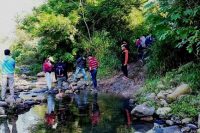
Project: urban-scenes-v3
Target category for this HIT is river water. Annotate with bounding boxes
[0,93,155,133]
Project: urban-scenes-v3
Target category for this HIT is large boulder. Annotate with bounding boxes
[131,104,155,117]
[37,72,45,77]
[167,84,191,101]
[156,107,171,118]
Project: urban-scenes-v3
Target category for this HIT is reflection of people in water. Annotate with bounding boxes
[45,94,57,128]
[56,97,74,125]
[0,115,18,133]
[123,99,134,127]
[0,120,10,133]
[90,93,100,126]
[74,86,88,108]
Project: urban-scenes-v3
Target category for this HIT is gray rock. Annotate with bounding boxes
[181,127,190,132]
[166,120,174,126]
[186,124,198,130]
[154,126,181,133]
[156,107,171,118]
[131,104,155,117]
[0,101,8,107]
[171,116,182,124]
[182,118,192,124]
[0,107,5,115]
[159,99,168,107]
[5,96,15,106]
[157,91,166,99]
[146,93,156,100]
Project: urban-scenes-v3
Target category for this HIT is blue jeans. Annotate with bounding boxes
[73,67,88,81]
[90,69,97,89]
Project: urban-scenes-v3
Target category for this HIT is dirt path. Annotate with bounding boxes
[99,62,146,98]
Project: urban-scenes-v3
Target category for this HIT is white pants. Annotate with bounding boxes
[45,72,52,90]
[1,74,14,100]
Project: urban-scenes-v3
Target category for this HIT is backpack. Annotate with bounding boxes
[55,64,65,77]
[145,35,153,47]
[136,39,141,48]
[43,62,53,72]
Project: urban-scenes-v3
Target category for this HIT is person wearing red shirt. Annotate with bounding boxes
[88,54,99,89]
[121,44,129,79]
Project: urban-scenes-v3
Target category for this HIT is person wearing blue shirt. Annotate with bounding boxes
[0,49,15,101]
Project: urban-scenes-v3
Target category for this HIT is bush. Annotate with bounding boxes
[81,31,120,78]
[170,95,200,118]
[29,64,42,75]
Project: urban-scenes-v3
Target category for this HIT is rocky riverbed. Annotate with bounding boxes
[0,63,199,133]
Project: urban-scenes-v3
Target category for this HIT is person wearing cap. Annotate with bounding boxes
[0,49,16,101]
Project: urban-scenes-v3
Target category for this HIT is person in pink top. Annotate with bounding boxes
[43,58,54,90]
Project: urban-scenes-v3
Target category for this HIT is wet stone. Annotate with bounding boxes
[0,107,5,115]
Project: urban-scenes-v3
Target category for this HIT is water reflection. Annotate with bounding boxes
[45,94,57,128]
[0,115,19,133]
[74,88,88,108]
[90,94,100,126]
[0,92,135,133]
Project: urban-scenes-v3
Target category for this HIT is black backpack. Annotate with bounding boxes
[55,65,65,77]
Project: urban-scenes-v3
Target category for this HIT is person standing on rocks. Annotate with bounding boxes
[73,55,88,81]
[88,54,99,90]
[43,58,54,90]
[0,49,16,101]
[121,44,129,79]
[55,59,67,93]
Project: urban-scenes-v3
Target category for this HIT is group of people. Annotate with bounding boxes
[42,54,99,93]
[135,34,154,62]
[0,35,153,101]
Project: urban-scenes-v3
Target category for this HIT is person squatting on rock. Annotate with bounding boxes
[43,58,54,90]
[121,44,129,79]
[0,49,16,101]
[73,55,88,81]
[55,59,67,93]
[88,54,99,90]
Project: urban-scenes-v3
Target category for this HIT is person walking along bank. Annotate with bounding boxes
[0,49,16,101]
[121,44,129,79]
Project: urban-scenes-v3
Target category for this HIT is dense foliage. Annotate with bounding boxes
[12,0,199,77]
